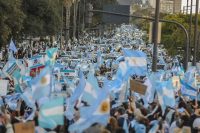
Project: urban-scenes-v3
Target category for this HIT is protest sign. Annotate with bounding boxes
[61,69,76,78]
[130,79,147,95]
[14,121,35,133]
[0,80,8,96]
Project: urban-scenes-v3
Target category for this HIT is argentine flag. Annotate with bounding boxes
[180,79,197,99]
[30,67,51,100]
[9,39,17,53]
[69,88,110,132]
[156,79,175,114]
[82,72,99,105]
[123,49,147,76]
[39,97,64,129]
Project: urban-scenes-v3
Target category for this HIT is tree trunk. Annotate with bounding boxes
[73,0,78,41]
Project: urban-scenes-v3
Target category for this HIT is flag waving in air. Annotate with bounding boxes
[39,97,64,129]
[123,49,147,76]
[30,66,51,100]
[9,39,17,53]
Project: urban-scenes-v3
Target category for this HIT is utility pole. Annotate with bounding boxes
[193,0,199,65]
[187,0,189,14]
[152,0,160,72]
[189,0,193,62]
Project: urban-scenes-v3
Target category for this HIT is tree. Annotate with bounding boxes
[21,0,62,37]
[0,0,25,49]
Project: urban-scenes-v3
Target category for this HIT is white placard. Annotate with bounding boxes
[0,80,8,96]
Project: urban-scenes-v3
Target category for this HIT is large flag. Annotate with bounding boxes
[4,93,21,111]
[115,61,129,81]
[180,79,197,99]
[39,97,64,129]
[156,79,175,114]
[21,90,35,109]
[69,88,110,132]
[123,49,147,76]
[82,72,99,105]
[69,71,86,104]
[142,77,153,107]
[30,67,51,100]
[183,66,196,87]
[9,39,17,53]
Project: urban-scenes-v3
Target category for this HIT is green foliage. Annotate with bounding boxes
[21,0,62,37]
[161,14,200,56]
[0,0,62,48]
[0,0,25,48]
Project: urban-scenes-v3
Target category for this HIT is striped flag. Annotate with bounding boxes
[123,49,147,76]
[39,97,64,129]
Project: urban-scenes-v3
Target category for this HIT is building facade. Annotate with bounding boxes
[148,0,182,13]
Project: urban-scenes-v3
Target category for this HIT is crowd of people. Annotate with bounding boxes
[0,25,199,133]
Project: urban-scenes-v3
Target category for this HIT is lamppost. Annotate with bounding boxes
[152,0,160,72]
[89,10,190,71]
[189,0,193,63]
[193,0,199,65]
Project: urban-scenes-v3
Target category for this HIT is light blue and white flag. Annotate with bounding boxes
[30,67,51,100]
[21,90,35,108]
[123,119,129,133]
[39,97,64,129]
[69,71,86,104]
[149,120,159,133]
[142,77,153,107]
[69,88,110,133]
[46,48,58,65]
[4,93,21,111]
[82,72,99,105]
[183,66,196,86]
[115,61,129,81]
[156,79,175,114]
[123,49,147,76]
[9,39,17,53]
[180,79,197,99]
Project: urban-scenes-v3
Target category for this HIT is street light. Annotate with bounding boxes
[193,0,199,65]
[152,0,160,72]
[89,10,189,71]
